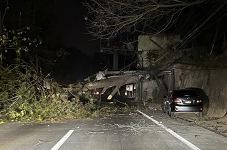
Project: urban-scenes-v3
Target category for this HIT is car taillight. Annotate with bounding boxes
[197,100,202,103]
[173,98,182,104]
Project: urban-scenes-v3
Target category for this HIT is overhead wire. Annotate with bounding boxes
[148,1,227,77]
[176,1,224,50]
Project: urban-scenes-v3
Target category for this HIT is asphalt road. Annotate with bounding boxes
[0,110,227,150]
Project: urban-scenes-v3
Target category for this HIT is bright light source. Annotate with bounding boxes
[197,100,202,103]
[94,91,100,95]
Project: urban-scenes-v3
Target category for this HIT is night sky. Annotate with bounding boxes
[57,0,99,55]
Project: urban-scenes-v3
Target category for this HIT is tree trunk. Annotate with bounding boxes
[84,75,139,90]
[36,51,39,74]
[0,10,2,65]
[107,86,120,100]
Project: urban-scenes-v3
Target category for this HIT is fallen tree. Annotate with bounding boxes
[0,64,125,122]
[83,74,140,100]
[84,75,139,90]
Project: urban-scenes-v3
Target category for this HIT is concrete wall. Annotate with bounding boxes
[137,35,180,69]
[144,64,227,117]
[174,64,227,117]
[138,35,180,51]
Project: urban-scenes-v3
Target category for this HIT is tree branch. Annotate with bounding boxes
[84,0,207,39]
[1,0,9,23]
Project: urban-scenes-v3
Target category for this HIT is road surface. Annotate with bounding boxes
[0,110,226,150]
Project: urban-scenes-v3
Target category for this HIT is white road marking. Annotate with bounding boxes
[51,130,74,150]
[137,110,201,150]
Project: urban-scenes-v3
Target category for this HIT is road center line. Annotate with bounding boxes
[137,110,201,150]
[51,130,74,150]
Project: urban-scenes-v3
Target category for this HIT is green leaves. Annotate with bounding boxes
[0,27,42,55]
[0,64,137,122]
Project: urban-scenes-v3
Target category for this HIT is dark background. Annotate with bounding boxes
[57,0,99,55]
[1,0,227,84]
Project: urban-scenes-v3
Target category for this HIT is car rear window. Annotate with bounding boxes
[173,90,198,97]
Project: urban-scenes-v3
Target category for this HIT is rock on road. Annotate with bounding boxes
[0,110,227,150]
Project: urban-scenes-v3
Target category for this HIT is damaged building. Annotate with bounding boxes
[83,34,181,105]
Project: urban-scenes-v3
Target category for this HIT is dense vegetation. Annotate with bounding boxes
[0,63,136,122]
[0,0,137,122]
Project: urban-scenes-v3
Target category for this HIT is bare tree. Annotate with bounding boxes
[84,0,206,39]
[0,0,9,64]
